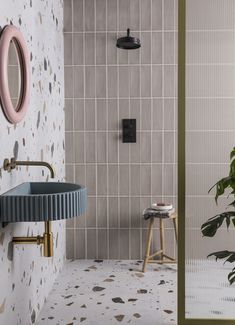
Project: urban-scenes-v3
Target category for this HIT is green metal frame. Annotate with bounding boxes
[177,0,235,323]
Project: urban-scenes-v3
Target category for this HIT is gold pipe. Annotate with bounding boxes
[3,157,55,257]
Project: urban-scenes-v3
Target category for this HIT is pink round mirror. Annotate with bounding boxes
[0,25,30,124]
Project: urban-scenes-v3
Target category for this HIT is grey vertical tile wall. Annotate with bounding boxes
[64,0,177,259]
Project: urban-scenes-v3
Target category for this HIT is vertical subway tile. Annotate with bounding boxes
[152,131,162,162]
[164,65,175,97]
[87,229,97,259]
[109,229,119,259]
[96,66,106,98]
[140,132,151,163]
[130,133,140,163]
[129,38,140,64]
[98,229,108,259]
[130,66,140,97]
[107,0,117,31]
[130,197,141,228]
[141,66,151,97]
[97,99,107,130]
[86,197,96,227]
[152,65,162,97]
[85,132,96,162]
[108,197,118,228]
[164,32,174,64]
[74,66,84,98]
[66,229,74,259]
[73,0,84,31]
[73,33,84,65]
[131,229,141,259]
[65,99,73,131]
[75,229,86,259]
[74,132,84,163]
[130,164,141,195]
[85,0,95,31]
[141,32,151,64]
[65,66,73,98]
[65,132,74,163]
[152,164,162,195]
[119,66,130,98]
[152,32,162,63]
[97,197,107,228]
[65,164,74,182]
[164,132,175,163]
[107,33,117,64]
[108,66,118,98]
[97,132,107,163]
[152,99,163,130]
[164,0,175,30]
[120,198,130,228]
[86,164,96,195]
[118,40,129,64]
[96,0,106,31]
[119,141,129,163]
[66,217,74,229]
[119,165,129,196]
[85,66,95,98]
[141,99,151,130]
[119,229,130,259]
[96,33,106,64]
[85,99,95,130]
[140,196,151,227]
[141,164,151,195]
[141,0,151,30]
[164,99,175,130]
[130,0,140,30]
[130,99,140,129]
[108,132,118,162]
[119,0,129,31]
[74,99,84,131]
[64,0,72,32]
[75,164,86,187]
[108,99,118,130]
[64,33,72,65]
[97,164,107,195]
[164,164,174,196]
[108,164,118,195]
[152,0,162,30]
[85,33,95,64]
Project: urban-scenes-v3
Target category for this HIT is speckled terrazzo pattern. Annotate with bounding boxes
[0,1,64,324]
[37,260,177,325]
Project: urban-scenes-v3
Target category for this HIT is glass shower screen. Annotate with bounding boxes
[185,0,235,320]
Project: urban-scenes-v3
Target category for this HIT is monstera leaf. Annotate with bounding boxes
[207,251,235,284]
[201,212,235,237]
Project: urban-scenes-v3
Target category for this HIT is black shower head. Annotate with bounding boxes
[116,29,141,50]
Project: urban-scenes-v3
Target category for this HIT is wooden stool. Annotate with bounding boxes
[142,212,178,272]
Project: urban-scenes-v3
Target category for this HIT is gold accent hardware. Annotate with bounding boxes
[3,157,55,257]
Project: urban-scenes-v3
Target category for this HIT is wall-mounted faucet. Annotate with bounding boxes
[3,157,55,257]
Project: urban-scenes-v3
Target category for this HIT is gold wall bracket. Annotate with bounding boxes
[3,157,55,257]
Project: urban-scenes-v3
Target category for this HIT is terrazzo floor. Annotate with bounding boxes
[36,260,177,325]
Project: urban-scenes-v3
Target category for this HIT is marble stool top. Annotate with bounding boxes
[143,208,175,220]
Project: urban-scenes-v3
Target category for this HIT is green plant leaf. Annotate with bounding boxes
[230,147,235,161]
[228,268,235,285]
[207,250,235,263]
[201,212,235,237]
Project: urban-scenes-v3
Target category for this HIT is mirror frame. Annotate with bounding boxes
[0,25,30,124]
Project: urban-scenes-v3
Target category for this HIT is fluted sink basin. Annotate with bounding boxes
[0,182,87,222]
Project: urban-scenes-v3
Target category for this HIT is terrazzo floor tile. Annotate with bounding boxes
[36,260,177,325]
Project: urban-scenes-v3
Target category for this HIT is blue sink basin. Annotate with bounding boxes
[0,182,87,222]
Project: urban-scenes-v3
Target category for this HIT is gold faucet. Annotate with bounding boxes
[3,157,55,257]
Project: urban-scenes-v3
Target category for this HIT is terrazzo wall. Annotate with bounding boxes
[64,0,178,260]
[0,1,65,324]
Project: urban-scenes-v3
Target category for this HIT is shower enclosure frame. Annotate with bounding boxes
[177,0,235,324]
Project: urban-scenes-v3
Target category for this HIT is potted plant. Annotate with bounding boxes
[201,147,235,284]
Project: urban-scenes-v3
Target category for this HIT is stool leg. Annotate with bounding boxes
[142,218,154,272]
[160,219,165,261]
[173,217,178,243]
